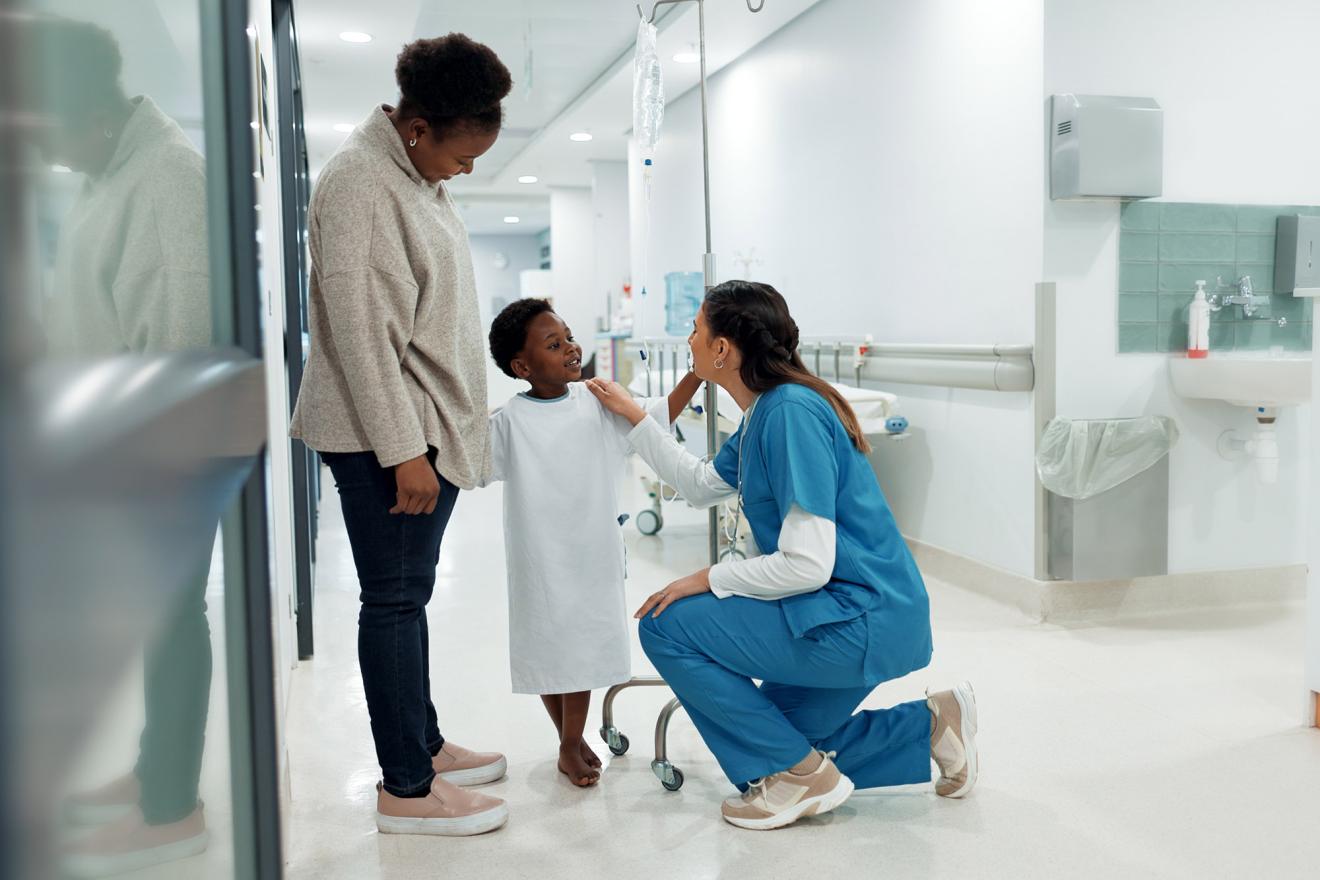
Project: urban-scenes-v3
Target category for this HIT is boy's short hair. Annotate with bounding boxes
[489,298,555,378]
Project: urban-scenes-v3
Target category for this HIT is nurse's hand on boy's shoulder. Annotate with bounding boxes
[585,378,645,426]
[635,567,712,619]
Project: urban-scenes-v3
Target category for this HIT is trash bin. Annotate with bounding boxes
[1037,416,1179,581]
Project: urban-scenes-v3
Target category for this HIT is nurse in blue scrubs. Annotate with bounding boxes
[586,280,979,830]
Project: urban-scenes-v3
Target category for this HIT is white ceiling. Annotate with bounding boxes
[293,0,823,234]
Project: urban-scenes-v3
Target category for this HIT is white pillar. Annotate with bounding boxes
[591,160,631,330]
[548,186,595,344]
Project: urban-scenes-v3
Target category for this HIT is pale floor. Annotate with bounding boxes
[284,462,1320,880]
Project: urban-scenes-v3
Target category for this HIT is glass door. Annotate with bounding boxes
[272,0,318,660]
[0,0,282,876]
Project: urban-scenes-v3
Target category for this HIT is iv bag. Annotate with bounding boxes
[633,20,664,155]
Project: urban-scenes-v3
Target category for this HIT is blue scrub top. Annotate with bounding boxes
[713,383,933,684]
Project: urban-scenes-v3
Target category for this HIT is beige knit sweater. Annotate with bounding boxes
[290,105,489,488]
[46,96,211,357]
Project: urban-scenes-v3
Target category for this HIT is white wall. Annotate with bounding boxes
[469,234,543,324]
[1044,0,1320,572]
[632,0,1045,575]
[549,187,598,342]
[1311,350,1320,708]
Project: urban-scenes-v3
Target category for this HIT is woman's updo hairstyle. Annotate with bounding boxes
[395,33,512,140]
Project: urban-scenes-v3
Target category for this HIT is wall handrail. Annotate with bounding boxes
[638,337,1035,393]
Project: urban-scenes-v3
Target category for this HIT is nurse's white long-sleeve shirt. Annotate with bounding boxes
[627,416,835,600]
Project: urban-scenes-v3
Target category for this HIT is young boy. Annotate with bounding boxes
[484,299,701,787]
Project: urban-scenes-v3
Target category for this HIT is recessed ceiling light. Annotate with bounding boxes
[517,175,538,184]
[51,164,72,173]
[333,123,355,133]
[503,216,521,224]
[569,132,593,142]
[673,51,699,64]
[339,31,372,43]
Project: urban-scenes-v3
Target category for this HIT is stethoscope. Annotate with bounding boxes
[721,392,761,561]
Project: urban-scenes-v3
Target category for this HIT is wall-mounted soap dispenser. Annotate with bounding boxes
[1050,94,1164,201]
[1276,215,1320,297]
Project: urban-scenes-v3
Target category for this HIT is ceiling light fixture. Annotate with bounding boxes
[569,132,593,142]
[338,31,372,43]
[333,123,355,133]
[673,50,699,64]
[504,216,521,224]
[517,175,538,184]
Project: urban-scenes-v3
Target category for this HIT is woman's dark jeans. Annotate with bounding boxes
[321,449,458,797]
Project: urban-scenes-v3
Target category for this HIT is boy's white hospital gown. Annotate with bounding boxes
[485,384,668,695]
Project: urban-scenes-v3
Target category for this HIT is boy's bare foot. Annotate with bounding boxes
[558,740,600,787]
[580,740,602,770]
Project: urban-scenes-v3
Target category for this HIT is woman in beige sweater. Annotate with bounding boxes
[290,34,511,837]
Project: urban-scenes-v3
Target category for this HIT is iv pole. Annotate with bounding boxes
[637,0,764,565]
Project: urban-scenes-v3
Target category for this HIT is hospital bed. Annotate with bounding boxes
[626,337,909,542]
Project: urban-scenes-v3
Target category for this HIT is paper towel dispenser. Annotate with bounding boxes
[1276,215,1320,297]
[1050,94,1163,201]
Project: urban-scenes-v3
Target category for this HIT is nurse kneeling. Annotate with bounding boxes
[586,280,979,831]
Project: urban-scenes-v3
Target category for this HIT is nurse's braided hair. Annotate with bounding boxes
[703,281,871,454]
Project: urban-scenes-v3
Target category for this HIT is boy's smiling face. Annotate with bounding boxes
[511,311,583,393]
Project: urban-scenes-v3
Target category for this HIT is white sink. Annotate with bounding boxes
[1168,354,1312,409]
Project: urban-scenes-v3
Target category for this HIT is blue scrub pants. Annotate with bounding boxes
[639,592,932,788]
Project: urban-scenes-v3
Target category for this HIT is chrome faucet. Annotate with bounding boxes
[1209,275,1277,321]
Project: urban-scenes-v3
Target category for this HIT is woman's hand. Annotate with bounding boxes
[585,378,647,426]
[635,568,712,619]
[391,454,440,515]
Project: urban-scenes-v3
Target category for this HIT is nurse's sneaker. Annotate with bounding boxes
[376,777,508,837]
[432,741,507,786]
[720,751,854,830]
[927,681,979,798]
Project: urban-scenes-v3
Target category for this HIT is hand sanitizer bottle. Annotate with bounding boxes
[1187,281,1210,359]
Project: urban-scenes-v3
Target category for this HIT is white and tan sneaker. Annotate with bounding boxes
[928,681,979,798]
[720,751,854,831]
[432,741,507,786]
[376,777,508,837]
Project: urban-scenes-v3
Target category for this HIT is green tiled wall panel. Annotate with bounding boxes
[1116,201,1319,354]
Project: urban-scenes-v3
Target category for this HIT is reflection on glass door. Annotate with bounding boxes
[0,1,280,877]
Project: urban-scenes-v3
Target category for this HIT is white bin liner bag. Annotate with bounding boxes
[1036,416,1179,501]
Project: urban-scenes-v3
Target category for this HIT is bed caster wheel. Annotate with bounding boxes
[600,726,630,756]
[662,768,684,791]
[636,508,663,536]
[652,760,684,791]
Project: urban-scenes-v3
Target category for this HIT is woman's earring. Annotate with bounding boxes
[408,138,417,148]
[714,359,725,370]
